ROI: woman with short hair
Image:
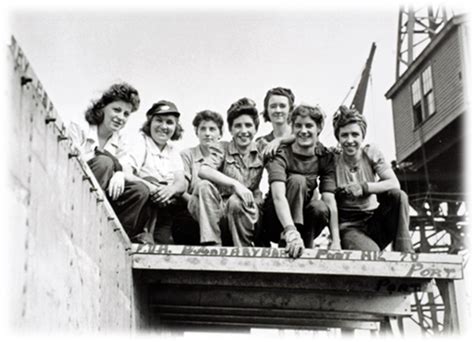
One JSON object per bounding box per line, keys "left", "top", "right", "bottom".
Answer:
{"left": 173, "top": 109, "right": 224, "bottom": 245}
{"left": 263, "top": 104, "right": 341, "bottom": 258}
{"left": 254, "top": 86, "right": 296, "bottom": 246}
{"left": 189, "top": 98, "right": 264, "bottom": 247}
{"left": 256, "top": 86, "right": 295, "bottom": 157}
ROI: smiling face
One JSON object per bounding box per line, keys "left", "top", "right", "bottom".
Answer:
{"left": 293, "top": 115, "right": 320, "bottom": 149}
{"left": 230, "top": 114, "right": 257, "bottom": 149}
{"left": 267, "top": 95, "right": 291, "bottom": 125}
{"left": 100, "top": 100, "right": 132, "bottom": 133}
{"left": 337, "top": 122, "right": 364, "bottom": 157}
{"left": 196, "top": 119, "right": 221, "bottom": 149}
{"left": 150, "top": 114, "right": 178, "bottom": 147}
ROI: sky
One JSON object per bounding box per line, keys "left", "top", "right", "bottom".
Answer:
{"left": 6, "top": 2, "right": 408, "bottom": 160}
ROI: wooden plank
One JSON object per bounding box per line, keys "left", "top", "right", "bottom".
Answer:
{"left": 152, "top": 304, "right": 382, "bottom": 322}
{"left": 157, "top": 313, "right": 380, "bottom": 330}
{"left": 131, "top": 244, "right": 463, "bottom": 279}
{"left": 149, "top": 285, "right": 411, "bottom": 316}
{"left": 139, "top": 270, "right": 429, "bottom": 294}
{"left": 161, "top": 320, "right": 328, "bottom": 331}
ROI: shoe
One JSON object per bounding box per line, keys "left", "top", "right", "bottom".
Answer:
{"left": 132, "top": 230, "right": 155, "bottom": 244}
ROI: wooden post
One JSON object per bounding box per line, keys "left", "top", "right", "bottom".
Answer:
{"left": 437, "top": 279, "right": 463, "bottom": 334}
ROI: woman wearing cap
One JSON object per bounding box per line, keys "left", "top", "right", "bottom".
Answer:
{"left": 187, "top": 98, "right": 264, "bottom": 247}
{"left": 332, "top": 105, "right": 413, "bottom": 252}
{"left": 68, "top": 82, "right": 150, "bottom": 242}
{"left": 122, "top": 100, "right": 186, "bottom": 244}
{"left": 263, "top": 104, "right": 341, "bottom": 258}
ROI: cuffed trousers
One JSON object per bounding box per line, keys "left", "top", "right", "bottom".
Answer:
{"left": 188, "top": 180, "right": 258, "bottom": 246}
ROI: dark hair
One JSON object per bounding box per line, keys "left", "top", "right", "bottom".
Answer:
{"left": 192, "top": 110, "right": 224, "bottom": 135}
{"left": 291, "top": 104, "right": 325, "bottom": 134}
{"left": 84, "top": 82, "right": 140, "bottom": 125}
{"left": 332, "top": 105, "right": 367, "bottom": 140}
{"left": 262, "top": 87, "right": 295, "bottom": 122}
{"left": 227, "top": 97, "right": 260, "bottom": 131}
{"left": 141, "top": 114, "right": 184, "bottom": 141}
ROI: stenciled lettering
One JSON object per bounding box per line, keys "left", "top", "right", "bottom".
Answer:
{"left": 242, "top": 248, "right": 251, "bottom": 257}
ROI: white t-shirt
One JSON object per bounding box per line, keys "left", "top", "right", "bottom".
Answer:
{"left": 123, "top": 132, "right": 184, "bottom": 183}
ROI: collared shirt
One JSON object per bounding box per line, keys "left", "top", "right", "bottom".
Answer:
{"left": 203, "top": 140, "right": 265, "bottom": 198}
{"left": 123, "top": 132, "right": 184, "bottom": 183}
{"left": 334, "top": 144, "right": 389, "bottom": 211}
{"left": 180, "top": 145, "right": 207, "bottom": 195}
{"left": 68, "top": 121, "right": 127, "bottom": 162}
{"left": 266, "top": 142, "right": 336, "bottom": 194}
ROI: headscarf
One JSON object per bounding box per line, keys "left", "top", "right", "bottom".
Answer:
{"left": 332, "top": 105, "right": 367, "bottom": 139}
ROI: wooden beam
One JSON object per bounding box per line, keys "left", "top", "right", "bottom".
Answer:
{"left": 138, "top": 270, "right": 429, "bottom": 294}
{"left": 156, "top": 313, "right": 380, "bottom": 331}
{"left": 149, "top": 285, "right": 412, "bottom": 316}
{"left": 437, "top": 279, "right": 463, "bottom": 334}
{"left": 131, "top": 244, "right": 463, "bottom": 279}
{"left": 152, "top": 304, "right": 383, "bottom": 322}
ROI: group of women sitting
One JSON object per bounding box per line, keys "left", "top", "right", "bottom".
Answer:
{"left": 68, "top": 82, "right": 414, "bottom": 258}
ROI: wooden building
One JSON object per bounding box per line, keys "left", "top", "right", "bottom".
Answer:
{"left": 385, "top": 13, "right": 469, "bottom": 333}
{"left": 385, "top": 14, "right": 468, "bottom": 213}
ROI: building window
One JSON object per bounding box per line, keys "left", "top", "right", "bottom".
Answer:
{"left": 411, "top": 65, "right": 436, "bottom": 127}
{"left": 411, "top": 78, "right": 423, "bottom": 126}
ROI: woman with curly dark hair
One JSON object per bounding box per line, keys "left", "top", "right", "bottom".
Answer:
{"left": 121, "top": 100, "right": 186, "bottom": 244}
{"left": 68, "top": 82, "right": 150, "bottom": 243}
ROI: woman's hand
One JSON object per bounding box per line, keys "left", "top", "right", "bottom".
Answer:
{"left": 329, "top": 239, "right": 342, "bottom": 250}
{"left": 108, "top": 171, "right": 125, "bottom": 200}
{"left": 232, "top": 182, "right": 255, "bottom": 207}
{"left": 149, "top": 183, "right": 177, "bottom": 205}
{"left": 262, "top": 138, "right": 282, "bottom": 159}
{"left": 284, "top": 228, "right": 304, "bottom": 258}
{"left": 156, "top": 184, "right": 177, "bottom": 204}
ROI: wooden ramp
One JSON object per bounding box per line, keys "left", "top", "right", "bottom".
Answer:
{"left": 131, "top": 244, "right": 463, "bottom": 333}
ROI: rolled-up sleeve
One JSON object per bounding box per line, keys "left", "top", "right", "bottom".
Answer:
{"left": 365, "top": 145, "right": 390, "bottom": 177}
{"left": 170, "top": 148, "right": 184, "bottom": 172}
{"left": 266, "top": 151, "right": 288, "bottom": 184}
{"left": 319, "top": 152, "right": 336, "bottom": 193}
{"left": 115, "top": 134, "right": 129, "bottom": 161}
{"left": 180, "top": 149, "right": 193, "bottom": 185}
{"left": 202, "top": 141, "right": 225, "bottom": 170}
{"left": 122, "top": 134, "right": 146, "bottom": 174}
{"left": 67, "top": 122, "right": 85, "bottom": 153}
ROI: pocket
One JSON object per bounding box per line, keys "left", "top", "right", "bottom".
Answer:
{"left": 223, "top": 157, "right": 243, "bottom": 182}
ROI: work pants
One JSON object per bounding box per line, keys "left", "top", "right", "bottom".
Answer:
{"left": 171, "top": 198, "right": 201, "bottom": 245}
{"left": 87, "top": 154, "right": 150, "bottom": 241}
{"left": 188, "top": 180, "right": 257, "bottom": 246}
{"left": 260, "top": 174, "right": 330, "bottom": 248}
{"left": 339, "top": 189, "right": 414, "bottom": 252}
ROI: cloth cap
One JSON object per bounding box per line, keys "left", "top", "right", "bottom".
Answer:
{"left": 146, "top": 100, "right": 180, "bottom": 118}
